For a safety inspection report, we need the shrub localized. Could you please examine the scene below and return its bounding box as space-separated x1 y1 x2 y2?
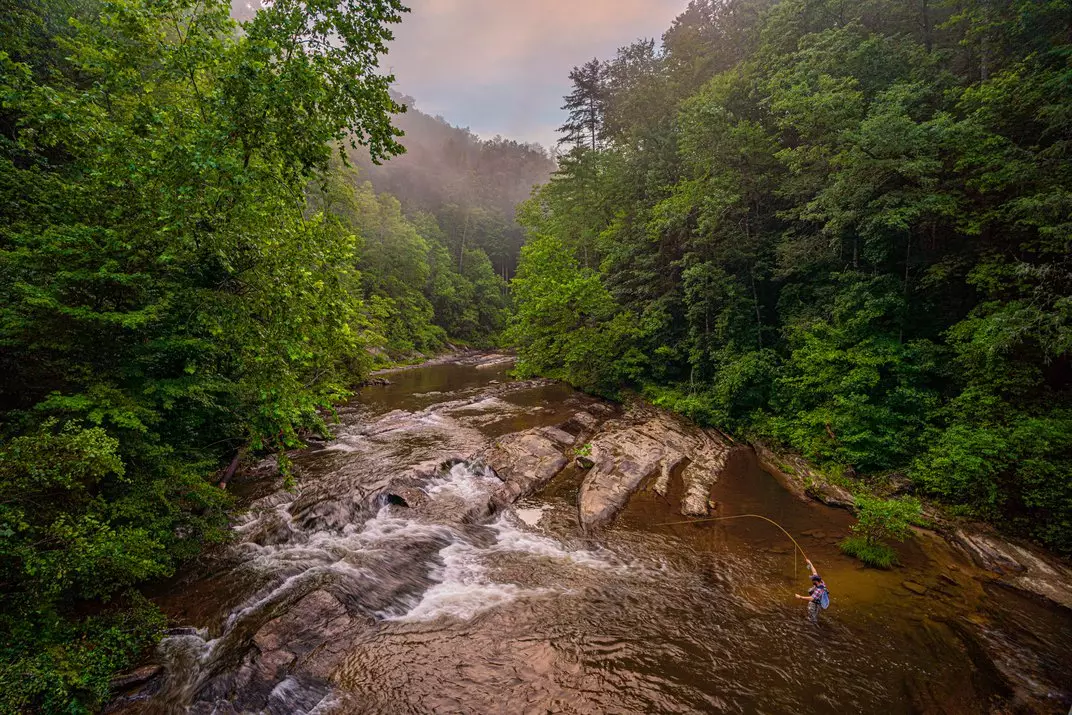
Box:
840 494 921 568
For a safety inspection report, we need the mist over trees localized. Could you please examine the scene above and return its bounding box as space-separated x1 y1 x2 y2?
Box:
509 0 1072 553
348 96 554 279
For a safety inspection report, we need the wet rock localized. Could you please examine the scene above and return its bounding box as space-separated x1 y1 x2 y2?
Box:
755 444 855 510
247 510 295 546
288 496 353 532
808 481 856 509
480 430 570 506
575 456 595 470
902 581 929 595
361 376 392 387
110 664 163 692
953 529 1072 609
386 487 428 509
938 574 959 587
252 590 353 681
474 353 515 369
580 455 661 529
579 405 734 528
538 426 577 447
952 530 1025 575
562 411 599 433
164 626 200 637
652 453 686 498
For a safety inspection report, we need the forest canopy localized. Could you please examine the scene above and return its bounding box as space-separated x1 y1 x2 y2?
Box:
509 0 1072 553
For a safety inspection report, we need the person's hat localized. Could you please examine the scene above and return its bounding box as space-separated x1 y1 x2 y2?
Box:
810 574 822 582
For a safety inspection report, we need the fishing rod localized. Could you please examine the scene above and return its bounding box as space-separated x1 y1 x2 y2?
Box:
655 513 811 576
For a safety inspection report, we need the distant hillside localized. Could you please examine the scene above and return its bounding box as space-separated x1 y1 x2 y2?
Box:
348 95 556 279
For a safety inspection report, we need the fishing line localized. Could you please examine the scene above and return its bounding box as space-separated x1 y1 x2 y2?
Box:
654 513 811 576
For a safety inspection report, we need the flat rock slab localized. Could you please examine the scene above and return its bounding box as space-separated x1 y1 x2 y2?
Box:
579 404 734 529
902 580 929 595
954 529 1072 609
480 427 577 506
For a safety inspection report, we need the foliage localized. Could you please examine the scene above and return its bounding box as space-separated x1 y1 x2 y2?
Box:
0 0 415 709
0 592 165 713
505 234 638 396
840 494 922 568
512 0 1072 552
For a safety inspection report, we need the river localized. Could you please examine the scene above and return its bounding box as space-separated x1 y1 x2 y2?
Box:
115 355 1072 714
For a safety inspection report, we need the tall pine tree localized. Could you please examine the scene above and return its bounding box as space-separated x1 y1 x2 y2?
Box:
557 58 607 151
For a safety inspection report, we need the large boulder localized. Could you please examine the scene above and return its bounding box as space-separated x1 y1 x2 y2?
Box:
252 590 355 681
480 429 570 506
578 405 734 529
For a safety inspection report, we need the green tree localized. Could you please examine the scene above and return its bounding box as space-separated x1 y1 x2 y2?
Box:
840 494 923 568
0 0 407 707
558 58 608 151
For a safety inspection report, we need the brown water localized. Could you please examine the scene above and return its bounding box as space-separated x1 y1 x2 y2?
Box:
132 358 1072 714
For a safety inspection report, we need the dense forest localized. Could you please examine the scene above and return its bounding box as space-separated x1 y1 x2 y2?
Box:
510 0 1072 554
0 0 546 709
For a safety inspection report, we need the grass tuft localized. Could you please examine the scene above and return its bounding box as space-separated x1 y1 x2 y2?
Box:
839 536 898 568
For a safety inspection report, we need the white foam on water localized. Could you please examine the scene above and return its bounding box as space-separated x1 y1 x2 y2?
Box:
391 539 548 622
487 513 617 570
425 460 501 503
267 677 335 715
446 396 514 413
322 441 363 453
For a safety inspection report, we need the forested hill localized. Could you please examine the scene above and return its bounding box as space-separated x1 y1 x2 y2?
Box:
509 0 1072 553
349 95 555 281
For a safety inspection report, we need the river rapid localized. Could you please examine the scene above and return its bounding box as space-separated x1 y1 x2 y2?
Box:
116 355 1072 715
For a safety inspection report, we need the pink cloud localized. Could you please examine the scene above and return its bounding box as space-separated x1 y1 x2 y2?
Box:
384 0 685 146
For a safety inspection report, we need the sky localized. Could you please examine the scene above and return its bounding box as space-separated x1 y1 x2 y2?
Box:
383 0 687 150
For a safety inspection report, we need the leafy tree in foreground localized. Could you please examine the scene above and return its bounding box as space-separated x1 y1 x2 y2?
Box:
0 0 408 708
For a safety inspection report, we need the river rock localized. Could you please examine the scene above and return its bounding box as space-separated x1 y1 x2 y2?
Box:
652 453 686 498
953 528 1072 609
755 444 855 510
109 664 163 692
562 410 599 433
575 456 595 470
386 487 428 509
808 481 856 509
539 426 577 447
481 430 570 506
902 580 928 595
578 405 734 528
252 590 353 679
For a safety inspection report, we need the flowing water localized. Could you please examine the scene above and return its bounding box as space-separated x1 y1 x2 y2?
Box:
126 357 1072 715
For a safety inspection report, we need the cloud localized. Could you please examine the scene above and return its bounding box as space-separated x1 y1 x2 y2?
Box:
385 0 685 147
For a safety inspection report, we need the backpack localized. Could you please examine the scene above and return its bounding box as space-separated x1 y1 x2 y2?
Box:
819 585 830 610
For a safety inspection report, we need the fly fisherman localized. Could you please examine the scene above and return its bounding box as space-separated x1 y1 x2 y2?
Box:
794 559 828 624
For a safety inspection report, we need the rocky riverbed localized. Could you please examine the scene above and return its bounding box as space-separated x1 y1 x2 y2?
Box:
111 354 1072 714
